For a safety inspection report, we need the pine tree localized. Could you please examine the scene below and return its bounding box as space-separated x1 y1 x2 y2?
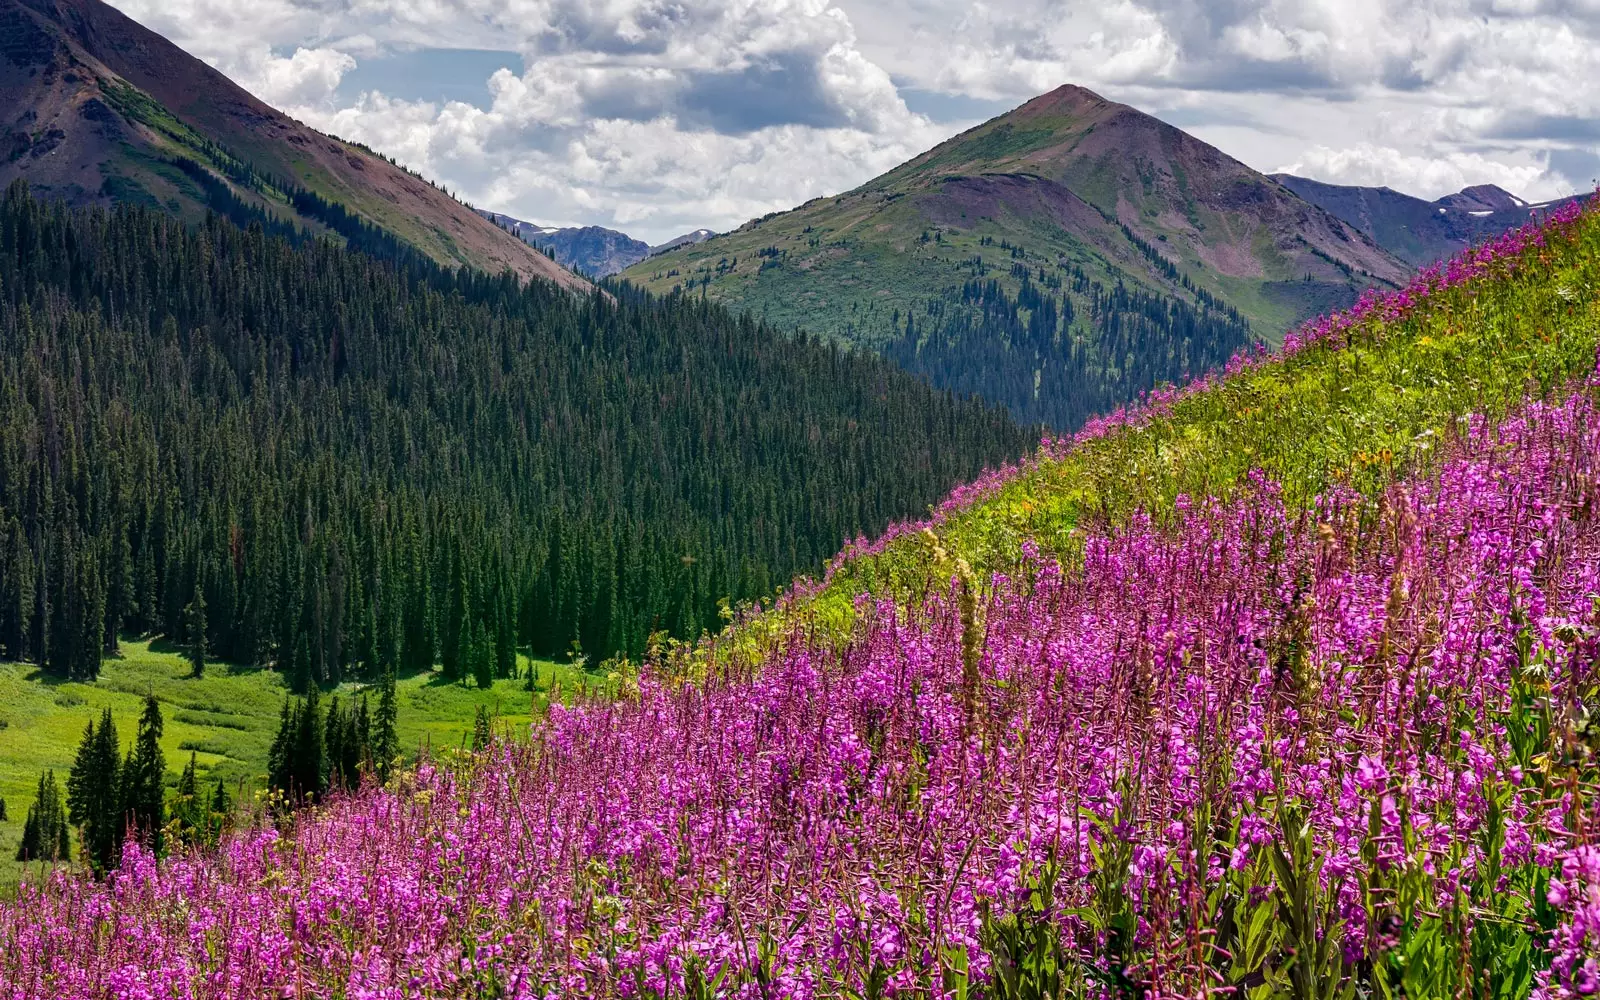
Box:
294 684 325 800
373 668 399 782
209 779 231 839
356 599 379 679
472 617 494 690
290 632 312 695
122 695 167 853
67 710 122 872
471 704 491 751
184 585 207 679
15 770 69 863
173 752 201 841
266 700 296 798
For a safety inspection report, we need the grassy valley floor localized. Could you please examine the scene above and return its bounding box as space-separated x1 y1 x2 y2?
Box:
0 641 576 890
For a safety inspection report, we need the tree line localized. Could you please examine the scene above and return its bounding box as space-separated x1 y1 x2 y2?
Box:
884 265 1257 429
0 182 1035 689
14 678 396 870
13 695 228 870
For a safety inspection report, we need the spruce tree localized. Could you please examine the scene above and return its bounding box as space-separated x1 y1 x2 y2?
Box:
174 752 201 841
290 632 312 695
373 668 399 781
67 710 122 872
472 618 494 690
471 705 491 751
122 695 167 853
184 586 207 679
15 770 69 863
209 779 231 839
294 685 325 800
324 695 345 790
266 700 297 798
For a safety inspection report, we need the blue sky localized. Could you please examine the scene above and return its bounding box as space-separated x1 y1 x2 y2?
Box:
108 0 1600 244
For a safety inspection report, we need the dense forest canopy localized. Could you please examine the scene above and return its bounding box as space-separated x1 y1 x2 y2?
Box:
0 183 1033 685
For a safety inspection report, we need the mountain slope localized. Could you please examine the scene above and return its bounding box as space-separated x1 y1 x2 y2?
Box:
621 86 1409 427
1272 173 1587 266
0 0 584 289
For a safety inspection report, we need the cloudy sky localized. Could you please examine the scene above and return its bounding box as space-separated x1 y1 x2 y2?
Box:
107 0 1600 244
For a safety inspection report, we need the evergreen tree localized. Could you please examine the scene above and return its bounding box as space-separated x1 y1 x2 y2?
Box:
15 770 70 863
66 710 122 872
209 779 231 832
324 695 345 790
173 752 201 841
471 705 491 752
290 632 312 695
472 618 494 690
373 668 399 782
121 695 167 853
267 700 296 798
184 586 208 679
294 685 325 800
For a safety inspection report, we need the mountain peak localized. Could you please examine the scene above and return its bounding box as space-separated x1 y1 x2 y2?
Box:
1 0 586 289
1010 83 1117 118
1435 184 1526 213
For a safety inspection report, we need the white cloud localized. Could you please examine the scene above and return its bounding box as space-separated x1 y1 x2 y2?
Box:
1278 143 1549 201
101 0 1600 240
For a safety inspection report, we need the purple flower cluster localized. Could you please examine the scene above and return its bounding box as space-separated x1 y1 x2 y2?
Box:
9 366 1600 994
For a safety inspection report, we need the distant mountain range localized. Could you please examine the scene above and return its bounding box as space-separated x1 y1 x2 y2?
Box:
481 212 713 277
623 85 1409 427
0 0 584 289
1270 175 1587 267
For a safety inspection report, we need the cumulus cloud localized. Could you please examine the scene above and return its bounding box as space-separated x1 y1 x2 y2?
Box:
1278 143 1549 201
101 0 1600 239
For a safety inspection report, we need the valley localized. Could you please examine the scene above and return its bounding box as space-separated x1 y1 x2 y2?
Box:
1 0 1598 995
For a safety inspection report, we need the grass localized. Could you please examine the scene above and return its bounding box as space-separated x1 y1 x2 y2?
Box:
735 200 1600 652
0 640 579 891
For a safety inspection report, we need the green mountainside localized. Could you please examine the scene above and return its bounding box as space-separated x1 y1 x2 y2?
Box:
0 0 584 289
622 85 1410 427
0 184 1030 702
745 201 1600 649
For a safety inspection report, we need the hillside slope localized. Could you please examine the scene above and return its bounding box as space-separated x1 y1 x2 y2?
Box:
1274 173 1586 266
767 197 1600 643
622 85 1410 427
0 0 584 289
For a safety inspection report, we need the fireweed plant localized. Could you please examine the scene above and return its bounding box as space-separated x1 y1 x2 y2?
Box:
11 368 1600 997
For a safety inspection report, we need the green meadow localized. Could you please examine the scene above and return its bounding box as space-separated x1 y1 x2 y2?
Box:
0 641 580 890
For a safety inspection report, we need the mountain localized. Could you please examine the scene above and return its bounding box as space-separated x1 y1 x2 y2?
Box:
621 85 1408 428
482 213 715 277
1271 174 1587 267
650 228 715 254
0 0 584 289
482 212 651 277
